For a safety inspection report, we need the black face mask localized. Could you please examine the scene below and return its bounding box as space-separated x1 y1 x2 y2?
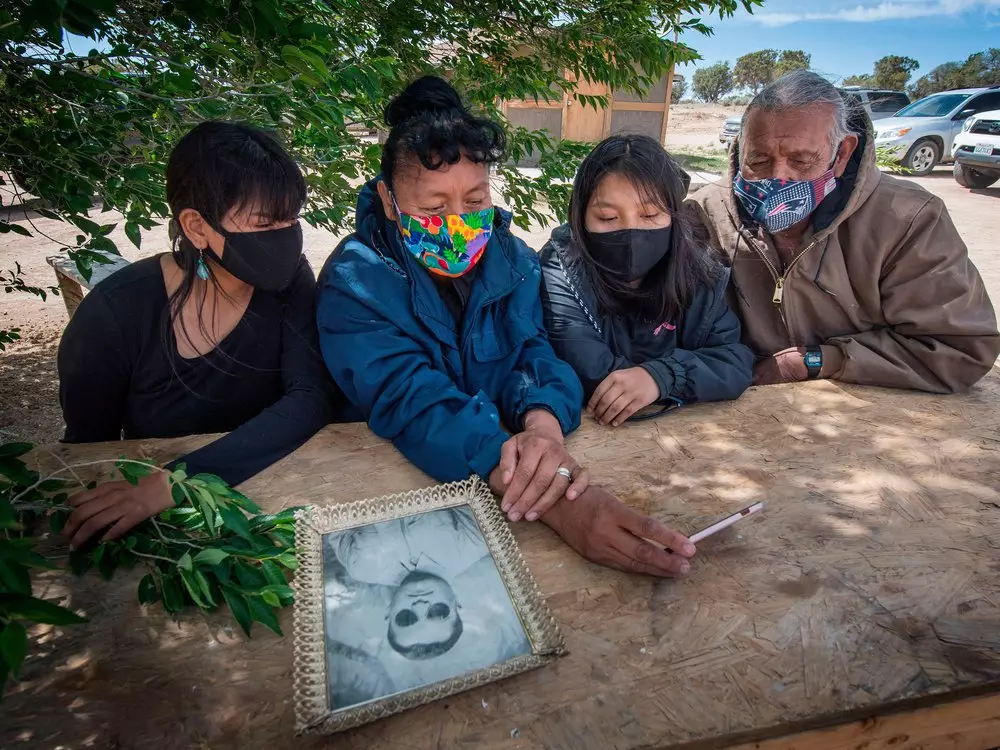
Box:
584 226 672 282
206 222 303 292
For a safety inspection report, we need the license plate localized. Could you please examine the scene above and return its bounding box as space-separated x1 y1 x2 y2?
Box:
975 143 993 154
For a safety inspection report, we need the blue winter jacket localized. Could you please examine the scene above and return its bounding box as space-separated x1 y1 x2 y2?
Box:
316 178 583 482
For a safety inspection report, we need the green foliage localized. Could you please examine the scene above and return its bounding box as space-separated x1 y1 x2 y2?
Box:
671 77 688 104
873 55 919 92
875 146 912 175
0 440 300 699
692 61 734 103
910 48 999 99
843 73 876 88
732 49 777 94
774 50 810 78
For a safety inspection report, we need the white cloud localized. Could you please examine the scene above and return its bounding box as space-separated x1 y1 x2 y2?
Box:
752 0 1000 26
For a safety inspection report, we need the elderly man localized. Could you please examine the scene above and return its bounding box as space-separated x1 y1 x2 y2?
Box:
689 70 999 393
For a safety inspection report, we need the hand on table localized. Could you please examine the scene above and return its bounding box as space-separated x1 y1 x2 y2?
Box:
541 486 696 577
588 368 660 426
63 472 175 549
488 409 589 523
752 348 808 386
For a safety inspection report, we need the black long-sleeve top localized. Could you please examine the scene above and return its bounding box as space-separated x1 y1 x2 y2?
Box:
57 255 342 485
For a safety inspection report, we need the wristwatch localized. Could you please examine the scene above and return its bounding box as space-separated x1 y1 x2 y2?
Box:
804 347 823 380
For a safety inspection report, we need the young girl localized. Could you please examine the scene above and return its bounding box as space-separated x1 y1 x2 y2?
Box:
540 134 753 427
316 78 696 578
58 121 341 547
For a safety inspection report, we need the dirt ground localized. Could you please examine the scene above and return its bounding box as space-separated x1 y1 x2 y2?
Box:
2 103 999 445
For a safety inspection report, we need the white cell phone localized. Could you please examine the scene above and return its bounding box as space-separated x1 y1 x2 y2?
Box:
688 501 764 544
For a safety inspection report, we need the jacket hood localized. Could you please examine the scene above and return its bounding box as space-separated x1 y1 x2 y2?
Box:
725 103 882 236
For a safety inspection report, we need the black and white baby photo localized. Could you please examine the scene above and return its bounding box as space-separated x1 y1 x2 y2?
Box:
322 506 531 710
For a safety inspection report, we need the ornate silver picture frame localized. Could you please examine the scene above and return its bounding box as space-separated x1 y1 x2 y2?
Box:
292 477 566 735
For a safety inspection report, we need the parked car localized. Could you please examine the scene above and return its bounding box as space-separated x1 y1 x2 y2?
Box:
951 108 1000 189
838 88 911 121
719 115 741 146
874 86 1000 176
717 88 911 148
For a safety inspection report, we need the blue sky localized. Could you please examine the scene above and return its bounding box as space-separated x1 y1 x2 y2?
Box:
676 0 1000 85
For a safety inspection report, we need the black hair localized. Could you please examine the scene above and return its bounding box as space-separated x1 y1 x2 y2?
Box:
165 120 306 352
386 571 464 660
380 76 507 190
567 134 720 323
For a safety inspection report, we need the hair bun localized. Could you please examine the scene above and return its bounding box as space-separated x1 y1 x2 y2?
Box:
384 76 466 128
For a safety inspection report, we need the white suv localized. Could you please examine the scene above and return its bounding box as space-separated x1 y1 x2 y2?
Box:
951 109 1000 189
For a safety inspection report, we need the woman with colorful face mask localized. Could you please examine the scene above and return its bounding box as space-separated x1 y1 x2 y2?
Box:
57 121 343 548
540 135 754 427
316 75 595 527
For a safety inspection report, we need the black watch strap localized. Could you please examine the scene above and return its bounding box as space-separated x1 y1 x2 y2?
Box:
805 346 823 379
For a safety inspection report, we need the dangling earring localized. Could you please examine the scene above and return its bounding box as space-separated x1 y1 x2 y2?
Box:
196 248 209 280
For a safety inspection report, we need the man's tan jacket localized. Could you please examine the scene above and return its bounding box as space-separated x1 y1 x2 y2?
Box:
687 117 1000 394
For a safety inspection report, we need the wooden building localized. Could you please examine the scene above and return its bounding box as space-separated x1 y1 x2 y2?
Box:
502 72 681 163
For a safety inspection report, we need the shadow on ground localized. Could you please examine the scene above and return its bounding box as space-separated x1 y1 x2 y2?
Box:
0 327 64 444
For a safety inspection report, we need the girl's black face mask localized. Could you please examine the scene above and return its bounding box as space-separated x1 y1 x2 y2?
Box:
207 222 303 292
584 226 672 282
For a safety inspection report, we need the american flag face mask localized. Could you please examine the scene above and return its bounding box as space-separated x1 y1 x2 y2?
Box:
733 168 838 234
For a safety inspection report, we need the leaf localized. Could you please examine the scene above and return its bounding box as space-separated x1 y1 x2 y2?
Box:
194 487 218 536
0 594 86 625
248 596 283 636
177 552 193 572
276 552 298 571
220 585 253 637
261 590 280 608
218 504 252 542
261 560 287 587
193 548 229 567
0 457 36 487
160 574 184 614
137 574 158 605
0 559 32 596
179 569 210 609
0 443 32 459
0 622 28 678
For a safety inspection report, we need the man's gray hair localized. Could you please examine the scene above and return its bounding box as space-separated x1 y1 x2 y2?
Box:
738 70 856 159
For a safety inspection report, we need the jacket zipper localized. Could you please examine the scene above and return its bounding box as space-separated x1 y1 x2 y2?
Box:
740 230 821 306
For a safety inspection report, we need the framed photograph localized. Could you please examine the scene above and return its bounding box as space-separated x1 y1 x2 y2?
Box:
292 477 566 735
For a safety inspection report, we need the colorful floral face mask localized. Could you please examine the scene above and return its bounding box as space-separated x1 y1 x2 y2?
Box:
392 196 494 278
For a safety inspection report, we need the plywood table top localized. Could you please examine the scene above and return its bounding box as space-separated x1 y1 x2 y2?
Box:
6 376 1000 750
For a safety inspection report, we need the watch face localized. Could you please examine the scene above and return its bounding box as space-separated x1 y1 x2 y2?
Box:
805 351 822 368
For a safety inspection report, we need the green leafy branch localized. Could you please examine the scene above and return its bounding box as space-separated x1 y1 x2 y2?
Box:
0 440 298 699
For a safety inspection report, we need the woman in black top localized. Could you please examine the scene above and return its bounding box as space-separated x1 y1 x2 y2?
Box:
58 121 341 547
540 135 753 426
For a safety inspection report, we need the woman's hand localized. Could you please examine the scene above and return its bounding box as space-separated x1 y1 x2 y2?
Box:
541 486 696 577
488 411 589 523
63 472 175 549
589 367 660 426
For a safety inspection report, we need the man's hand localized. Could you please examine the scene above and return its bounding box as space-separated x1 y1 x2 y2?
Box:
588 367 661 426
489 429 589 524
753 347 808 385
541 486 696 577
63 472 175 549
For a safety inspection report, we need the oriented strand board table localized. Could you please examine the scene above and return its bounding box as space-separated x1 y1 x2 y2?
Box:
6 377 1000 750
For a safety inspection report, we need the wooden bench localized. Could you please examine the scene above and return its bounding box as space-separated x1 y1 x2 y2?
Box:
46 254 131 318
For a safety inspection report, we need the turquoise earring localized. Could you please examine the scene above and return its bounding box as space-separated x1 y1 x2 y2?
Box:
196 248 209 280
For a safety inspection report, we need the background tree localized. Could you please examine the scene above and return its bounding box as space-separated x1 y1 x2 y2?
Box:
671 77 688 103
774 49 810 77
0 0 761 343
692 61 734 103
733 49 777 93
910 48 999 98
872 55 919 91
843 73 875 87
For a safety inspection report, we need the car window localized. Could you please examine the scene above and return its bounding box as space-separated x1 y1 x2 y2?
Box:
894 93 970 117
967 92 1000 115
869 92 910 113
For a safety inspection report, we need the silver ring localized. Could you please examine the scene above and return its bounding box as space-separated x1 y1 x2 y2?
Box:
556 466 573 480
